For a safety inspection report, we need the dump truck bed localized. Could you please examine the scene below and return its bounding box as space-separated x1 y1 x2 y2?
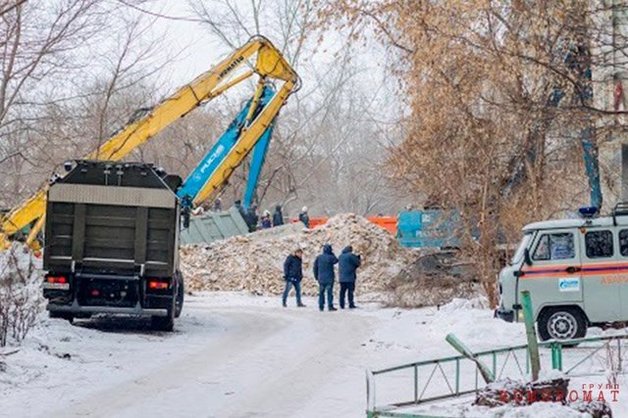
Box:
43 161 180 278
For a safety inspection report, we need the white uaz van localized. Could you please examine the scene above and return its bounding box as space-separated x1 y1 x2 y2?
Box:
496 206 628 340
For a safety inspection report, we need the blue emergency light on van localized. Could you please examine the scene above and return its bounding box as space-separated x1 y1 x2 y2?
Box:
578 206 599 218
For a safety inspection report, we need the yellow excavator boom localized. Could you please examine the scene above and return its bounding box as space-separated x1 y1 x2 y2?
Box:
0 36 299 249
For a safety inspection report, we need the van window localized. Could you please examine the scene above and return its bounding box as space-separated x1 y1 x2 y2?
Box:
585 230 613 258
533 233 575 260
619 230 628 256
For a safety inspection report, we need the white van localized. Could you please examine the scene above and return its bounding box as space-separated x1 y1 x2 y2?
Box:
496 206 628 340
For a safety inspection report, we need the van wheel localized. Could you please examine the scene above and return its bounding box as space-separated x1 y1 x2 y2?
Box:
538 307 587 341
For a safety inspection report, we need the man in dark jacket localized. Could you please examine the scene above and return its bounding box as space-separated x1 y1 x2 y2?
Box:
298 206 310 228
245 205 259 232
213 198 222 212
338 246 362 309
282 249 306 307
272 205 284 227
313 244 338 311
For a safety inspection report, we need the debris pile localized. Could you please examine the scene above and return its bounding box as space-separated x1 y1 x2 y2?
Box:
383 250 480 308
475 378 570 407
180 214 413 296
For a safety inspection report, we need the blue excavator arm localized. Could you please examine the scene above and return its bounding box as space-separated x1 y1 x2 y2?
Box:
503 44 601 210
177 85 276 208
242 124 273 209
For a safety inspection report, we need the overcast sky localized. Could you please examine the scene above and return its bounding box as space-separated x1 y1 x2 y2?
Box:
118 0 402 127
143 2 226 87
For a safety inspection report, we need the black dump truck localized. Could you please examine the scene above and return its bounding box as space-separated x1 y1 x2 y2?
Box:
42 160 185 331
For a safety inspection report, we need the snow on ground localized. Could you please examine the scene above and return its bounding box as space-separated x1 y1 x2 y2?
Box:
0 292 625 417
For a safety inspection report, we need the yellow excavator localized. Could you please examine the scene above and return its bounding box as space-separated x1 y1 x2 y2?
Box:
0 35 300 249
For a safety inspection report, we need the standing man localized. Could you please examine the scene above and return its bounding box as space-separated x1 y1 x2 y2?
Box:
213 198 222 212
339 246 361 309
282 249 306 308
260 210 272 229
246 204 259 232
299 206 310 228
313 244 338 311
272 204 284 227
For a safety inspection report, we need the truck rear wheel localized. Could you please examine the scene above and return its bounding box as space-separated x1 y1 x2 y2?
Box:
174 271 184 318
49 311 74 324
151 309 174 332
538 307 587 341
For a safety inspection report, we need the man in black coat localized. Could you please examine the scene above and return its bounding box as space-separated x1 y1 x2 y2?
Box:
338 246 361 309
298 206 310 228
245 205 259 232
282 249 306 307
272 205 284 227
313 244 338 311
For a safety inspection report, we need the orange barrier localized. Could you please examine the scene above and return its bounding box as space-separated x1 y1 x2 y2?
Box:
367 216 397 235
291 216 397 235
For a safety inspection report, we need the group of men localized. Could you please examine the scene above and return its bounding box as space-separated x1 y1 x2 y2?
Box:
234 201 311 232
234 201 285 232
282 244 361 311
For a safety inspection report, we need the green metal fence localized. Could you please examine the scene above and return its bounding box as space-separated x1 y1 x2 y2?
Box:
366 334 628 418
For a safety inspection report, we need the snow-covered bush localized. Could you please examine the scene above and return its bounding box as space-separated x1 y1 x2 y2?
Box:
0 244 44 347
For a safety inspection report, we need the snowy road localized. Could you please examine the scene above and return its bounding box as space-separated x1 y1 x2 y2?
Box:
1 294 378 418
1 293 626 418
60 302 372 418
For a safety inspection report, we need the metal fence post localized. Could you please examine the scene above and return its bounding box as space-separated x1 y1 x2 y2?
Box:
551 342 563 371
455 358 460 394
492 352 497 379
414 364 418 403
521 290 541 380
366 369 376 417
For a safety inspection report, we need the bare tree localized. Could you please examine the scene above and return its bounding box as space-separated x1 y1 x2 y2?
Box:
319 0 628 305
0 1 172 207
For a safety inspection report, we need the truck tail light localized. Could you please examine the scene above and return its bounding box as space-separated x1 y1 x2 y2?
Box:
148 279 169 290
43 275 70 290
47 276 68 284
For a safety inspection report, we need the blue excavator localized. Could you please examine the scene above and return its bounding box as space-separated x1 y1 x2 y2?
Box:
0 36 299 249
177 84 275 212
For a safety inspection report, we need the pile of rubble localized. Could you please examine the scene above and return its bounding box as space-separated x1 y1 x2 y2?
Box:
382 249 482 308
180 214 413 297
